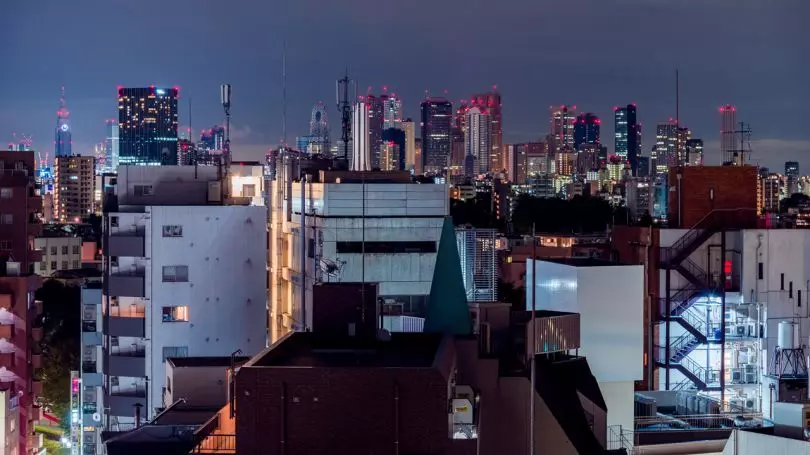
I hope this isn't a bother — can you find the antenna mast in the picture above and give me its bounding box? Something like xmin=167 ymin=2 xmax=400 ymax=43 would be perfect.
xmin=282 ymin=42 xmax=287 ymax=147
xmin=220 ymin=84 xmax=232 ymax=201
xmin=336 ymin=70 xmax=354 ymax=164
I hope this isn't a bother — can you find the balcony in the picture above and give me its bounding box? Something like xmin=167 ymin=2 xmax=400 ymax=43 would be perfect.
xmin=103 ymin=348 xmax=146 ymax=377
xmin=32 ymin=353 xmax=42 ymax=369
xmin=104 ymin=316 xmax=145 ymax=338
xmin=32 ymin=327 xmax=43 ymax=342
xmin=32 ymin=379 xmax=43 ymax=395
xmin=106 ymin=389 xmax=147 ymax=417
xmin=108 ymin=233 xmax=145 ymax=258
xmin=108 ymin=273 xmax=145 ymax=298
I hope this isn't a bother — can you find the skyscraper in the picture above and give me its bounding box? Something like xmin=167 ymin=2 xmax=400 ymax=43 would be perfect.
xmin=786 ymin=161 xmax=800 ymax=195
xmin=470 ymin=91 xmax=502 ymax=172
xmin=55 ymin=87 xmax=72 ymax=158
xmin=614 ymin=105 xmax=640 ymax=173
xmin=402 ymin=119 xmax=416 ymax=171
xmin=676 ymin=126 xmax=691 ymax=165
xmin=54 ymin=155 xmax=95 ymax=222
xmin=720 ymin=104 xmax=737 ymax=164
xmin=653 ymin=121 xmax=678 ymax=175
xmin=420 ymin=97 xmax=453 ymax=174
xmin=550 ymin=105 xmax=576 ymax=153
xmin=381 ymin=94 xmax=403 ymax=130
xmin=573 ymin=112 xmax=600 ymax=151
xmin=685 ymin=139 xmax=704 ymax=166
xmin=308 ymin=102 xmax=330 ymax=154
xmin=118 ymin=86 xmax=179 ymax=166
xmin=352 ymin=102 xmax=370 ymax=171
xmin=464 ymin=107 xmax=492 ymax=175
xmin=365 ymin=94 xmax=384 ymax=168
xmin=104 ymin=119 xmax=119 ymax=173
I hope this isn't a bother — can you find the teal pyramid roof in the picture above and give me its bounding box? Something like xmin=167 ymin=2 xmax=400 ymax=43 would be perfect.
xmin=424 ymin=216 xmax=472 ymax=335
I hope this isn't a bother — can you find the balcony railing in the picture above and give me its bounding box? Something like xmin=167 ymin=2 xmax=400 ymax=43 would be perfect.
xmin=191 ymin=435 xmax=236 ymax=454
xmin=635 ymin=413 xmax=769 ymax=432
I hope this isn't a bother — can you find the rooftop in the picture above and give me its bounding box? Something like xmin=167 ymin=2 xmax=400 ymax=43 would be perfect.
xmin=247 ymin=332 xmax=448 ymax=369
xmin=539 ymin=257 xmax=620 ymax=267
xmin=167 ymin=356 xmax=250 ymax=368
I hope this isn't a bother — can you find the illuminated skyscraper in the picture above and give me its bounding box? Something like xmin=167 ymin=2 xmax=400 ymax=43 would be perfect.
xmin=470 ymin=91 xmax=502 ymax=172
xmin=420 ymin=97 xmax=453 ymax=174
xmin=786 ymin=161 xmax=800 ymax=195
xmin=381 ymin=94 xmax=403 ymax=130
xmin=365 ymin=94 xmax=384 ymax=168
xmin=573 ymin=112 xmax=600 ymax=151
xmin=118 ymin=86 xmax=179 ymax=166
xmin=402 ymin=119 xmax=416 ymax=171
xmin=464 ymin=107 xmax=492 ymax=175
xmin=550 ymin=105 xmax=576 ymax=153
xmin=614 ymin=105 xmax=641 ymax=173
xmin=351 ymin=102 xmax=370 ymax=171
xmin=653 ymin=121 xmax=678 ymax=175
xmin=676 ymin=127 xmax=691 ymax=165
xmin=55 ymin=87 xmax=72 ymax=158
xmin=307 ymin=102 xmax=330 ymax=154
xmin=104 ymin=120 xmax=119 ymax=173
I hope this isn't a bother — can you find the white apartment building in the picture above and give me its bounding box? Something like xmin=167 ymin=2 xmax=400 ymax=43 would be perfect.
xmin=35 ymin=235 xmax=82 ymax=276
xmin=269 ymin=168 xmax=448 ymax=341
xmin=79 ymin=166 xmax=267 ymax=454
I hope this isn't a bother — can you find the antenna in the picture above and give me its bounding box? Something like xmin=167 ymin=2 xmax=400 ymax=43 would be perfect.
xmin=336 ymin=70 xmax=354 ymax=164
xmin=282 ymin=42 xmax=287 ymax=147
xmin=220 ymin=84 xmax=232 ymax=201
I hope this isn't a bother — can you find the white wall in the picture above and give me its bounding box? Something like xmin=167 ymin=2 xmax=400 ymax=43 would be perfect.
xmin=145 ymin=205 xmax=267 ymax=412
xmin=526 ymin=259 xmax=644 ymax=431
xmin=723 ymin=429 xmax=810 ymax=455
xmin=35 ymin=236 xmax=82 ymax=275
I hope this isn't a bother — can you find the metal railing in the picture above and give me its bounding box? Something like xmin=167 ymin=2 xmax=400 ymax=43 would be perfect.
xmin=635 ymin=413 xmax=768 ymax=432
xmin=680 ymin=356 xmax=708 ymax=384
xmin=607 ymin=425 xmax=636 ymax=453
xmin=190 ymin=434 xmax=236 ymax=454
xmin=681 ymin=307 xmax=708 ymax=337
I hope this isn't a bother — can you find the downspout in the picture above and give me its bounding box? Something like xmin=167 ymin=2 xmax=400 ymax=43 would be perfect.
xmin=394 ymin=383 xmax=399 ymax=455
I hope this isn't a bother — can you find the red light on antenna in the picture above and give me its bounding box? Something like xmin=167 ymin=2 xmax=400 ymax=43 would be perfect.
xmin=382 ymin=86 xmax=388 ymax=92
xmin=613 ymin=106 xmax=618 ymax=111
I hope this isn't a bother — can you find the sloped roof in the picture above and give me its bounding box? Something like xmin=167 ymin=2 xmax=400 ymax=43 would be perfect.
xmin=424 ymin=216 xmax=472 ymax=336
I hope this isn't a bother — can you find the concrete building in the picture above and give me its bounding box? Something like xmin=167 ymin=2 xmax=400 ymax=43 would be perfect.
xmin=351 ymin=102 xmax=370 ymax=171
xmin=0 ymin=151 xmax=43 ymax=274
xmin=35 ymin=230 xmax=83 ymax=276
xmin=268 ymin=169 xmax=448 ymax=341
xmin=456 ymin=227 xmax=498 ymax=302
xmin=526 ymin=258 xmax=644 ymax=433
xmin=79 ymin=165 xmax=267 ymax=452
xmin=626 ymin=178 xmax=652 ymax=221
xmin=402 ymin=119 xmax=416 ymax=172
xmin=54 ymin=155 xmax=95 ymax=223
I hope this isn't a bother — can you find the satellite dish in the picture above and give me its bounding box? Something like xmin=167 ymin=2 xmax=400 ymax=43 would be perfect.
xmin=92 ymin=413 xmax=101 ymax=422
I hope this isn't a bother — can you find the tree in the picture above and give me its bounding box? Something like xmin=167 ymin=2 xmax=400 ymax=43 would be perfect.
xmin=35 ymin=280 xmax=81 ymax=432
xmin=780 ymin=193 xmax=810 ymax=213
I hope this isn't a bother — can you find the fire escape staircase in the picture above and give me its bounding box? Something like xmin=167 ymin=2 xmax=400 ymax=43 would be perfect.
xmin=656 ymin=212 xmax=728 ymax=391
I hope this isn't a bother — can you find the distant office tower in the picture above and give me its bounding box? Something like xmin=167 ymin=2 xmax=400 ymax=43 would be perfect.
xmin=720 ymin=104 xmax=737 ymax=164
xmin=381 ymin=94 xmax=403 ymax=130
xmin=308 ymin=102 xmax=330 ymax=154
xmin=686 ymin=139 xmax=704 ymax=166
xmin=550 ymin=105 xmax=576 ymax=153
xmin=455 ymin=227 xmax=498 ymax=302
xmin=104 ymin=120 xmax=120 ymax=173
xmin=381 ymin=128 xmax=405 ymax=171
xmin=450 ymin=126 xmax=465 ymax=177
xmin=652 ymin=175 xmax=668 ymax=221
xmin=676 ymin=127 xmax=691 ymax=165
xmin=577 ymin=143 xmax=600 ymax=175
xmin=653 ymin=121 xmax=678 ymax=175
xmin=614 ymin=105 xmax=641 ymax=173
xmin=55 ymin=87 xmax=72 ymax=158
xmin=470 ymin=91 xmax=503 ymax=172
xmin=177 ymin=139 xmax=196 ymax=165
xmin=118 ymin=87 xmax=179 ymax=166
xmin=763 ymin=173 xmax=781 ymax=212
xmin=352 ymin=102 xmax=370 ymax=171
xmin=54 ymin=155 xmax=95 ymax=222
xmin=555 ymin=150 xmax=577 ymax=177
xmin=573 ymin=112 xmax=600 ymax=150
xmin=637 ymin=156 xmax=650 ymax=178
xmin=365 ymin=94 xmax=384 ymax=168
xmin=455 ymin=101 xmax=469 ymax=133
xmin=420 ymin=97 xmax=453 ymax=174
xmin=464 ymin=107 xmax=492 ymax=175
xmin=626 ymin=178 xmax=652 ymax=221
xmin=402 ymin=119 xmax=416 ymax=171
xmin=786 ymin=161 xmax=800 ymax=195
xmin=414 ymin=138 xmax=423 ymax=175
xmin=200 ymin=125 xmax=225 ymax=151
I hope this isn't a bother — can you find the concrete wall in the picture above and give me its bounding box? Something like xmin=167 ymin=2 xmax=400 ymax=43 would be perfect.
xmin=164 ymin=363 xmax=229 ymax=408
xmin=144 ymin=205 xmax=267 ymax=415
xmin=34 ymin=236 xmax=82 ymax=275
xmin=723 ymin=430 xmax=810 ymax=455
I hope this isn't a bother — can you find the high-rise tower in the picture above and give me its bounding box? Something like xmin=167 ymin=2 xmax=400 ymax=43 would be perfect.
xmin=104 ymin=120 xmax=120 ymax=173
xmin=614 ymin=105 xmax=640 ymax=172
xmin=573 ymin=112 xmax=600 ymax=151
xmin=720 ymin=105 xmax=737 ymax=163
xmin=653 ymin=121 xmax=678 ymax=175
xmin=118 ymin=86 xmax=179 ymax=166
xmin=308 ymin=102 xmax=330 ymax=155
xmin=420 ymin=97 xmax=453 ymax=174
xmin=365 ymin=94 xmax=384 ymax=169
xmin=55 ymin=87 xmax=72 ymax=158
xmin=550 ymin=105 xmax=576 ymax=153
xmin=352 ymin=102 xmax=370 ymax=171
xmin=470 ymin=91 xmax=502 ymax=173
xmin=464 ymin=107 xmax=492 ymax=176
xmin=381 ymin=93 xmax=403 ymax=130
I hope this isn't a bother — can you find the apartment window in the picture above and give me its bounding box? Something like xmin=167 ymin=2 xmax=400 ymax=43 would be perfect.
xmin=167 ymin=376 xmax=172 ymax=393
xmin=162 ymin=265 xmax=189 ymax=282
xmin=72 ymin=260 xmax=79 ymax=269
xmin=0 ymin=240 xmax=11 ymax=251
xmin=61 ymin=261 xmax=68 ymax=270
xmin=50 ymin=261 xmax=56 ymax=269
xmin=162 ymin=225 xmax=183 ymax=237
xmin=1 ymin=213 xmax=11 ymax=224
xmin=162 ymin=346 xmax=188 ymax=361
xmin=162 ymin=306 xmax=189 ymax=322
xmin=242 ymin=184 xmax=256 ymax=198
xmin=758 ymin=262 xmax=764 ymax=280
xmin=39 ymin=262 xmax=46 ymax=271
xmin=0 ymin=188 xmax=12 ymax=199
xmin=134 ymin=185 xmax=153 ymax=196
xmin=73 ymin=245 xmax=80 ymax=254
xmin=62 ymin=246 xmax=69 ymax=255
xmin=110 ymin=216 xmax=119 ymax=227
xmin=336 ymin=241 xmax=437 ymax=254
xmin=50 ymin=246 xmax=57 ymax=255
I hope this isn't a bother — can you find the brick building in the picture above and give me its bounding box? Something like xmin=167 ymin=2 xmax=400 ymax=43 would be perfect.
xmin=667 ymin=165 xmax=759 ymax=229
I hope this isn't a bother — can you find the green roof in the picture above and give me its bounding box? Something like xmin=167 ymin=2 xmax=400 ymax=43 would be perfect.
xmin=424 ymin=216 xmax=472 ymax=335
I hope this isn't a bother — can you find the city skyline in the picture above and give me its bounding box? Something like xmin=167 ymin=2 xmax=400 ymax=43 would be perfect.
xmin=1 ymin=0 xmax=808 ymax=170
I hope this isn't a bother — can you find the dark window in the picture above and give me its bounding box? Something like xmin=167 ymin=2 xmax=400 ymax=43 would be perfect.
xmin=758 ymin=262 xmax=764 ymax=280
xmin=50 ymin=246 xmax=57 ymax=255
xmin=781 ymin=273 xmax=785 ymax=291
xmin=162 ymin=265 xmax=189 ymax=282
xmin=62 ymin=246 xmax=69 ymax=255
xmin=307 ymin=238 xmax=315 ymax=258
xmin=336 ymin=241 xmax=437 ymax=254
xmin=162 ymin=225 xmax=183 ymax=237
xmin=73 ymin=245 xmax=80 ymax=254
xmin=110 ymin=216 xmax=119 ymax=227
xmin=134 ymin=185 xmax=153 ymax=196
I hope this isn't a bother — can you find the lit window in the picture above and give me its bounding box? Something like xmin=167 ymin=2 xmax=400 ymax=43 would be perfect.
xmin=162 ymin=306 xmax=189 ymax=322
xmin=0 ymin=213 xmax=11 ymax=224
xmin=0 ymin=188 xmax=12 ymax=199
xmin=162 ymin=225 xmax=182 ymax=237
xmin=0 ymin=240 xmax=11 ymax=250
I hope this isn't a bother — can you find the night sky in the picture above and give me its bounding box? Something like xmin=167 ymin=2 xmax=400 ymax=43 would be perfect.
xmin=2 ymin=0 xmax=808 ymax=170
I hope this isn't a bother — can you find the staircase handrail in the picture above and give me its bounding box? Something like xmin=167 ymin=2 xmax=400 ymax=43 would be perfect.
xmin=680 ymin=355 xmax=708 ymax=384
xmin=664 ymin=208 xmax=759 ymax=264
xmin=681 ymin=307 xmax=708 ymax=337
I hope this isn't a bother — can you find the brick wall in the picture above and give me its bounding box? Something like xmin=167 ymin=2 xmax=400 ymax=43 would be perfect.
xmin=668 ymin=166 xmax=759 ymax=229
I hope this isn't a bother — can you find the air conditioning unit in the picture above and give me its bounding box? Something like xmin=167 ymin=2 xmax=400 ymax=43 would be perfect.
xmin=737 ymin=325 xmax=747 ymax=336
